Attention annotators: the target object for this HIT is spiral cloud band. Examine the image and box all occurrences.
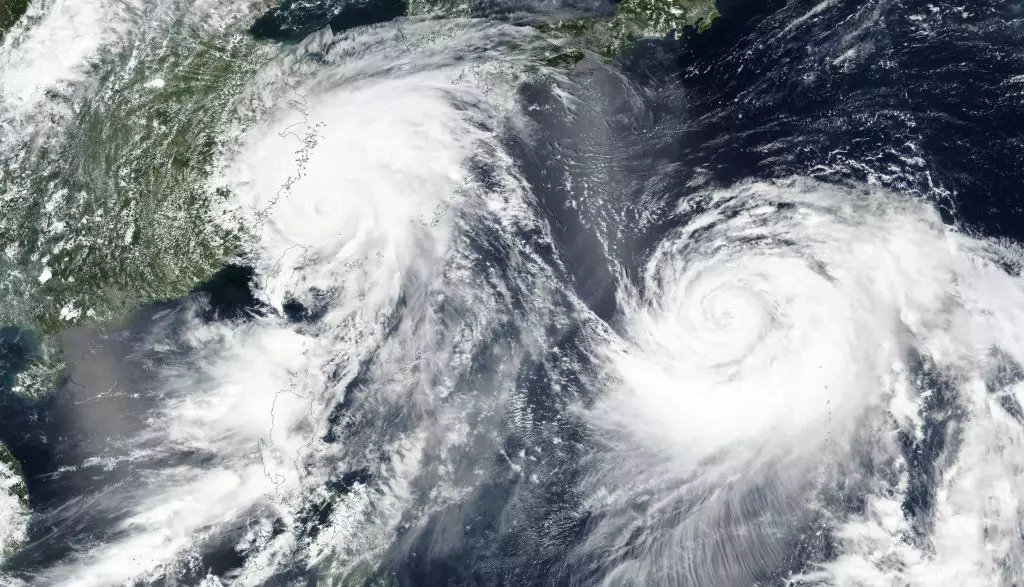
[1,0,1021,580]
[583,178,1024,586]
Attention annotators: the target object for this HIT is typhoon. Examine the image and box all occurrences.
[580,180,1024,585]
[0,0,1023,585]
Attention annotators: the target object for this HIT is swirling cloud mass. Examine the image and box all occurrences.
[584,179,1024,586]
[0,0,1022,585]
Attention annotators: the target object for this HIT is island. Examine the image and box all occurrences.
[541,0,718,64]
[249,0,718,61]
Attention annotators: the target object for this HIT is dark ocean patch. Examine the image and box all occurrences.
[251,0,408,42]
[505,78,621,322]
[898,353,964,538]
[654,0,1024,239]
[190,263,270,322]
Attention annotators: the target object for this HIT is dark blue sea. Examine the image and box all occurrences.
[1,0,1022,584]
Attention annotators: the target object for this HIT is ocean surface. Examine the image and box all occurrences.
[0,0,1023,584]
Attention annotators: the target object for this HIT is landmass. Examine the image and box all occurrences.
[0,26,259,398]
[0,0,29,38]
[249,0,717,61]
[0,0,718,401]
[540,0,719,62]
[0,441,28,563]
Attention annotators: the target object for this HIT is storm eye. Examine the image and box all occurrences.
[3,0,1023,584]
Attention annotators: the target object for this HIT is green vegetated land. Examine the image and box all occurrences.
[404,0,718,64]
[0,440,28,560]
[0,0,715,399]
[540,0,719,64]
[0,442,27,505]
[0,0,29,37]
[408,0,469,17]
[0,19,266,397]
[11,39,256,335]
